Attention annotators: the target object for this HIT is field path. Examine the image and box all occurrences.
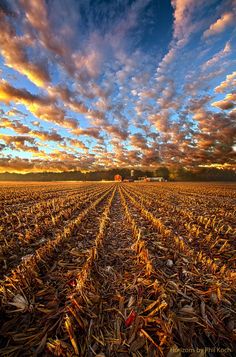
[78,188,144,356]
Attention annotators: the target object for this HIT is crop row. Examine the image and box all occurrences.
[0,184,116,355]
[122,184,236,270]
[0,184,112,277]
[119,185,235,352]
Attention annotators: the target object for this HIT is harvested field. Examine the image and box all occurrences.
[0,181,235,356]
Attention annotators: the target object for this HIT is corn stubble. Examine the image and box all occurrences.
[0,181,235,356]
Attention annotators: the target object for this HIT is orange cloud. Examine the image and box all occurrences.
[212,99,235,110]
[30,130,64,142]
[0,80,78,129]
[203,12,235,38]
[0,118,66,143]
[20,0,67,57]
[149,111,170,132]
[0,133,33,144]
[69,139,88,151]
[0,12,50,87]
[0,118,31,134]
[72,127,103,141]
[130,133,148,150]
[0,133,41,154]
[215,71,236,93]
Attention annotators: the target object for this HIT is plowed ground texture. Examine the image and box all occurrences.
[0,181,235,357]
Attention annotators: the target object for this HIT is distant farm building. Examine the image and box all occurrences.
[145,177,164,182]
[138,176,165,182]
[114,174,122,182]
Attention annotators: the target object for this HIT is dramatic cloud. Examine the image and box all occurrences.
[0,117,30,134]
[203,12,235,38]
[215,71,236,93]
[212,99,235,110]
[171,0,204,40]
[0,11,50,87]
[0,80,78,129]
[0,0,235,172]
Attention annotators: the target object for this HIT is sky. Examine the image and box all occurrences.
[0,0,235,173]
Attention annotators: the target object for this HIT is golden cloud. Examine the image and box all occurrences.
[204,12,235,38]
[0,80,78,129]
[212,99,235,110]
[0,13,50,87]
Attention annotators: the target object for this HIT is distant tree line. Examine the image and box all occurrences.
[0,166,235,181]
[0,168,151,182]
[167,167,236,182]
